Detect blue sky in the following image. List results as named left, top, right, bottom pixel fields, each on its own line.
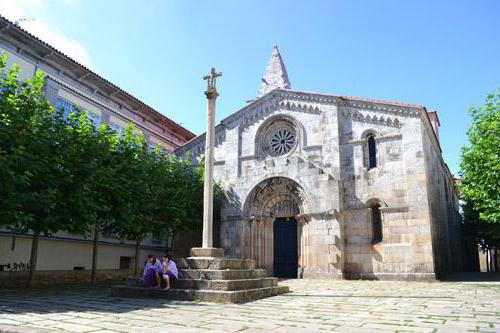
left=3, top=0, right=500, bottom=175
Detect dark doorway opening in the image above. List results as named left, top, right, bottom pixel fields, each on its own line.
left=273, top=217, right=298, bottom=278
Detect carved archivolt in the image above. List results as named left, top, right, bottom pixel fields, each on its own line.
left=243, top=177, right=312, bottom=220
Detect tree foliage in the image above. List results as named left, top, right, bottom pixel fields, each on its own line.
left=460, top=90, right=500, bottom=223
left=0, top=55, right=205, bottom=285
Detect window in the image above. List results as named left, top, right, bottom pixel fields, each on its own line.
left=119, top=256, right=132, bottom=269
left=270, top=128, right=296, bottom=156
left=55, top=98, right=73, bottom=120
left=109, top=123, right=123, bottom=136
left=367, top=135, right=377, bottom=169
left=86, top=111, right=101, bottom=128
left=371, top=204, right=382, bottom=244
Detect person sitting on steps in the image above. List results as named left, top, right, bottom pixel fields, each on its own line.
left=161, top=254, right=178, bottom=290
left=142, top=254, right=162, bottom=288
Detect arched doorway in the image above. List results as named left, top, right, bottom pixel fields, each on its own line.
left=243, top=177, right=311, bottom=277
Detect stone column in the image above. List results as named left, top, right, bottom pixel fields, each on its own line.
left=203, top=90, right=216, bottom=248
left=191, top=68, right=224, bottom=258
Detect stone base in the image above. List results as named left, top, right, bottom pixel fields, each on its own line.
left=190, top=247, right=225, bottom=257
left=111, top=284, right=288, bottom=303
left=111, top=256, right=289, bottom=303
left=344, top=272, right=437, bottom=281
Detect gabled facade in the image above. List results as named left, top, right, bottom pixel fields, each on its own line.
left=177, top=46, right=463, bottom=280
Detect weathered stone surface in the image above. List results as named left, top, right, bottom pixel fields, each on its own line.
left=118, top=256, right=284, bottom=303
left=3, top=279, right=500, bottom=332
left=190, top=247, right=225, bottom=257
left=111, top=285, right=288, bottom=303
left=176, top=46, right=465, bottom=280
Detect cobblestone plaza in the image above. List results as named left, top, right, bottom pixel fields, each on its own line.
left=1, top=279, right=499, bottom=332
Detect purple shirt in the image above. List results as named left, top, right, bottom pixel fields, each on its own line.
left=164, top=260, right=178, bottom=279
left=142, top=259, right=162, bottom=278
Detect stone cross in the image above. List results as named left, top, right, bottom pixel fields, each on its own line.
left=201, top=67, right=222, bottom=249
left=203, top=67, right=222, bottom=95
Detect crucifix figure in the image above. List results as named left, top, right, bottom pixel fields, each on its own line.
left=203, top=67, right=222, bottom=96
left=201, top=67, right=222, bottom=249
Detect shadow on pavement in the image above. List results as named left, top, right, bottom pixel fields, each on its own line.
left=442, top=272, right=500, bottom=282
left=0, top=285, right=211, bottom=316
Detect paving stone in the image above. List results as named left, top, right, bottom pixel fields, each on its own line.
left=1, top=280, right=500, bottom=332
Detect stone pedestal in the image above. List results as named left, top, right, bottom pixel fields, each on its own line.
left=190, top=247, right=225, bottom=258
left=111, top=256, right=289, bottom=303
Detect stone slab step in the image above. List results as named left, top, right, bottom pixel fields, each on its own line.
left=173, top=277, right=278, bottom=291
left=179, top=268, right=267, bottom=280
left=176, top=258, right=256, bottom=270
left=111, top=285, right=289, bottom=303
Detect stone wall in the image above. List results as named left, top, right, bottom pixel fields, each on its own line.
left=177, top=89, right=461, bottom=280
left=340, top=106, right=436, bottom=280
left=420, top=115, right=464, bottom=277
left=0, top=269, right=132, bottom=288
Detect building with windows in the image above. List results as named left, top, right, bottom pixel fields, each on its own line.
left=177, top=45, right=465, bottom=280
left=0, top=15, right=194, bottom=277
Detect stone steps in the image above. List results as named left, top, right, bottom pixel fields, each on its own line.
left=173, top=277, right=278, bottom=291
left=176, top=258, right=256, bottom=270
left=111, top=285, right=289, bottom=303
left=112, top=248, right=289, bottom=303
left=125, top=275, right=275, bottom=291
left=179, top=268, right=267, bottom=280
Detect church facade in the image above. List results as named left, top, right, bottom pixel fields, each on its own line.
left=177, top=46, right=463, bottom=280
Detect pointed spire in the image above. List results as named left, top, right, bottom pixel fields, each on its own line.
left=258, top=45, right=291, bottom=97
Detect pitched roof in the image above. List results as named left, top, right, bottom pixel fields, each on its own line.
left=258, top=45, right=291, bottom=97
left=0, top=15, right=195, bottom=141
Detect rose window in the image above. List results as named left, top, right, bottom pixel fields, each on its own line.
left=270, top=128, right=296, bottom=156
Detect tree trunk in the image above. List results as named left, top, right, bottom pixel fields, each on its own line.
left=494, top=248, right=499, bottom=273
left=27, top=230, right=40, bottom=288
left=488, top=249, right=493, bottom=272
left=134, top=239, right=141, bottom=277
left=91, top=222, right=99, bottom=284
left=170, top=232, right=175, bottom=257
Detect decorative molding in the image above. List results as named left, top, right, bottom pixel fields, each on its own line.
left=342, top=109, right=401, bottom=127
left=303, top=145, right=322, bottom=151
left=343, top=204, right=409, bottom=214
left=376, top=133, right=403, bottom=142
left=176, top=88, right=424, bottom=156
left=342, top=133, right=402, bottom=145
left=239, top=155, right=256, bottom=161
left=380, top=205, right=409, bottom=213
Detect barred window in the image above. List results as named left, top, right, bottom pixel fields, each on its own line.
left=367, top=135, right=377, bottom=169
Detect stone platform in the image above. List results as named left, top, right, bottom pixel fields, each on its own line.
left=111, top=256, right=289, bottom=303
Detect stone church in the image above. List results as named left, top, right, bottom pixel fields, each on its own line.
left=177, top=45, right=464, bottom=280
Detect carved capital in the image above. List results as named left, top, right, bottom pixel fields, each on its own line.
left=205, top=89, right=219, bottom=99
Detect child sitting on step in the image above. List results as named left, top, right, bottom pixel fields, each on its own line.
left=161, top=254, right=178, bottom=290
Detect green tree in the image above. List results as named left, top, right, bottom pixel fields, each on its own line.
left=0, top=56, right=93, bottom=286
left=109, top=126, right=154, bottom=276
left=460, top=90, right=500, bottom=223
left=462, top=200, right=500, bottom=272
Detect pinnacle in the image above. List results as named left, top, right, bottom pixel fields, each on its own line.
left=258, top=45, right=291, bottom=97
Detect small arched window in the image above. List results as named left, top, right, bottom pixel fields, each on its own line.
left=367, top=135, right=377, bottom=169
left=371, top=204, right=382, bottom=244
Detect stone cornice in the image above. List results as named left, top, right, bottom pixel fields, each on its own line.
left=342, top=109, right=402, bottom=127
left=176, top=88, right=425, bottom=155
left=341, top=133, right=402, bottom=145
